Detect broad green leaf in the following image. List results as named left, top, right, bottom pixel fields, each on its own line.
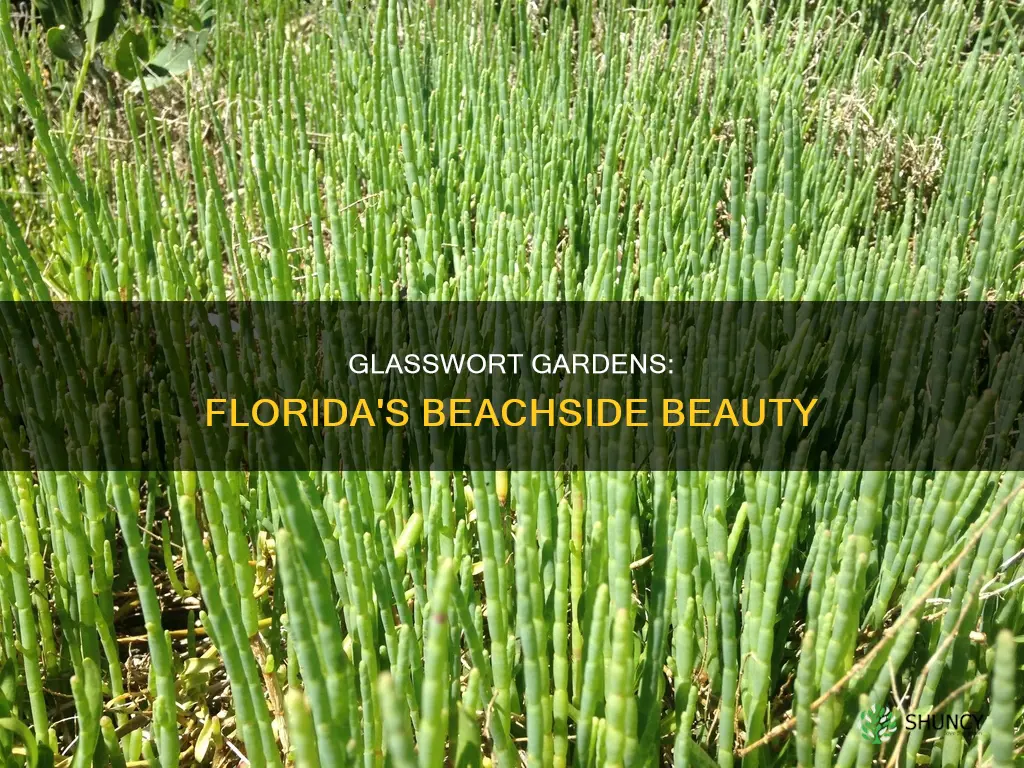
left=0, top=659, right=13, bottom=712
left=115, top=30, right=149, bottom=80
left=146, top=27, right=210, bottom=76
left=0, top=661, right=12, bottom=757
left=45, top=25, right=82, bottom=61
left=129, top=27, right=210, bottom=91
left=0, top=719, right=42, bottom=767
left=83, top=0, right=121, bottom=48
left=186, top=0, right=216, bottom=31
left=32, top=0, right=76, bottom=29
left=194, top=715, right=221, bottom=763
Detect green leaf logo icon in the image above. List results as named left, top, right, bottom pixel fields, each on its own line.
left=859, top=704, right=899, bottom=745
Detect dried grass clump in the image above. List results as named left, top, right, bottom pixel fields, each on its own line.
left=826, top=89, right=945, bottom=210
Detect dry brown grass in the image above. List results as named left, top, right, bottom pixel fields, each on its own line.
left=824, top=88, right=945, bottom=211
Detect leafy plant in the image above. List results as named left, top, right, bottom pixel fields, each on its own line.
left=35, top=0, right=213, bottom=103
left=112, top=28, right=146, bottom=79
left=37, top=0, right=119, bottom=52
left=125, top=23, right=209, bottom=90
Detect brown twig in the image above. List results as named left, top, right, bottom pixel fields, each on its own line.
left=118, top=616, right=272, bottom=644
left=931, top=674, right=987, bottom=721
left=885, top=594, right=974, bottom=768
